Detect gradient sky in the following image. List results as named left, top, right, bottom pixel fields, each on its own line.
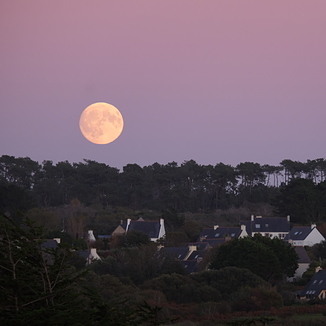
left=1, top=1, right=326, bottom=170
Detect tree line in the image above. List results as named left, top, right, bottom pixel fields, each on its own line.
left=1, top=155, right=326, bottom=222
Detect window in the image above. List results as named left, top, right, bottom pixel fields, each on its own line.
left=255, top=224, right=260, bottom=229
left=265, top=224, right=269, bottom=227
left=313, top=280, right=317, bottom=284
left=319, top=280, right=323, bottom=284
left=214, top=233, right=220, bottom=237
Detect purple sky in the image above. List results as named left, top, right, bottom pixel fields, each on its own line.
left=1, top=1, right=326, bottom=170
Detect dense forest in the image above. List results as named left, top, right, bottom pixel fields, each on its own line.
left=1, top=155, right=326, bottom=227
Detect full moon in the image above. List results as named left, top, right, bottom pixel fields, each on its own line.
left=79, top=102, right=124, bottom=144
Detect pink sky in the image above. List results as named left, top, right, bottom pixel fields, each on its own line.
left=1, top=0, right=326, bottom=169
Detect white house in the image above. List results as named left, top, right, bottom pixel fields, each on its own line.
left=240, top=215, right=291, bottom=239
left=285, top=225, right=325, bottom=247
left=112, top=218, right=166, bottom=242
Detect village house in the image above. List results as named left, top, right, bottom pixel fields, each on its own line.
left=240, top=215, right=291, bottom=239
left=111, top=218, right=166, bottom=242
left=78, top=230, right=101, bottom=265
left=285, top=224, right=325, bottom=247
left=158, top=244, right=207, bottom=274
left=158, top=245, right=197, bottom=261
left=41, top=238, right=60, bottom=265
left=198, top=225, right=248, bottom=243
left=287, top=246, right=311, bottom=282
left=297, top=269, right=326, bottom=300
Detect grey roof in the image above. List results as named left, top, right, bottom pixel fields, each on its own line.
left=201, top=238, right=226, bottom=247
left=300, top=270, right=326, bottom=298
left=41, top=239, right=59, bottom=250
left=179, top=260, right=199, bottom=274
left=158, top=247, right=190, bottom=260
left=98, top=235, right=111, bottom=239
left=198, top=227, right=242, bottom=240
left=285, top=227, right=313, bottom=241
left=124, top=219, right=161, bottom=239
left=186, top=242, right=211, bottom=250
left=294, top=246, right=311, bottom=264
left=187, top=250, right=206, bottom=261
left=241, top=217, right=290, bottom=235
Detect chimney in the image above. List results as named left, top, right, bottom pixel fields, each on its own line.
left=126, top=219, right=131, bottom=232
left=311, top=224, right=316, bottom=229
left=184, top=245, right=197, bottom=260
left=53, top=238, right=61, bottom=244
left=188, top=245, right=197, bottom=252
left=159, top=218, right=166, bottom=239
left=87, top=230, right=96, bottom=242
left=251, top=215, right=254, bottom=221
left=240, top=224, right=246, bottom=231
left=287, top=215, right=290, bottom=222
left=214, top=225, right=219, bottom=230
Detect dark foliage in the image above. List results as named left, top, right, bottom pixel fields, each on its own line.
left=0, top=215, right=171, bottom=325
left=1, top=155, right=326, bottom=223
left=274, top=178, right=321, bottom=223
left=209, top=235, right=298, bottom=282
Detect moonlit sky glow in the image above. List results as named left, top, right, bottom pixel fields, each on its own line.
left=1, top=1, right=326, bottom=169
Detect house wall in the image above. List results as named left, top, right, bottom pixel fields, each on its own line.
left=252, top=232, right=287, bottom=239
left=112, top=225, right=126, bottom=237
left=293, top=240, right=304, bottom=246
left=149, top=219, right=166, bottom=242
left=288, top=263, right=310, bottom=282
left=239, top=225, right=248, bottom=238
left=158, top=218, right=166, bottom=240
left=304, top=228, right=325, bottom=246
left=319, top=290, right=326, bottom=299
left=86, top=248, right=101, bottom=265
